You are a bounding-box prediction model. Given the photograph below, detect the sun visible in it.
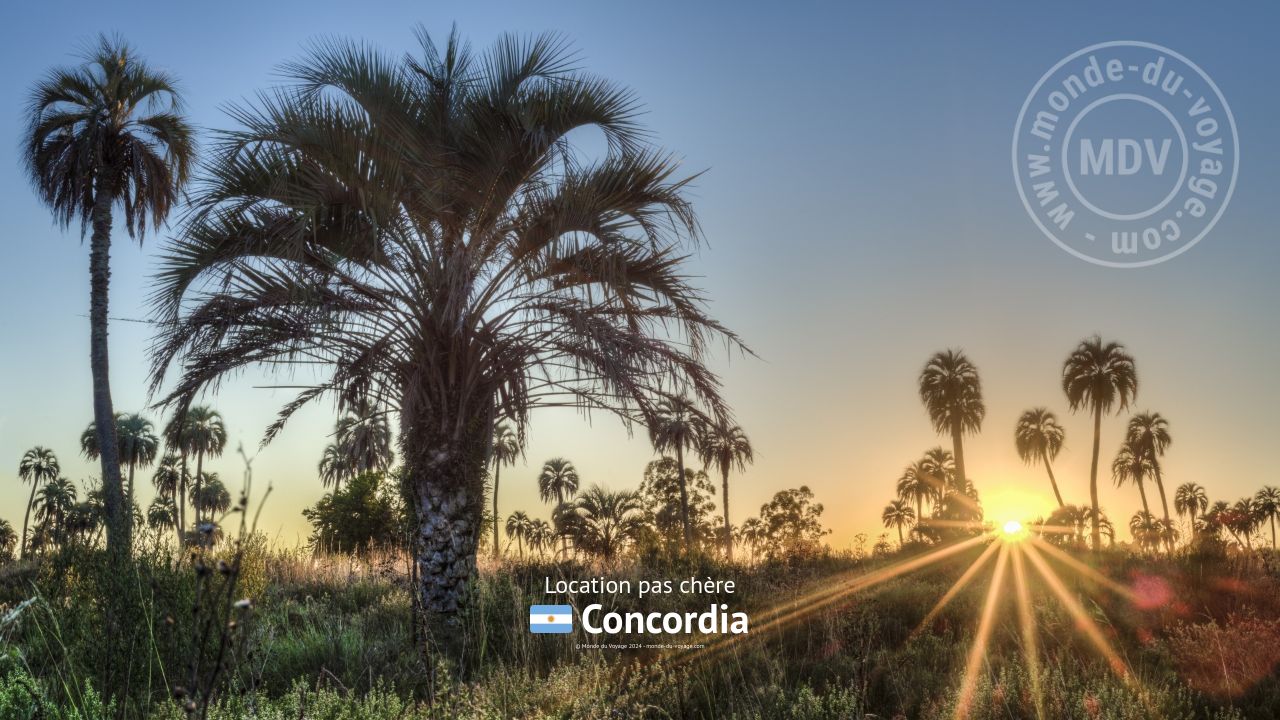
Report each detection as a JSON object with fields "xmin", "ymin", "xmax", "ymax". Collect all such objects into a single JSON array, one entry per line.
[{"xmin": 1000, "ymin": 519, "xmax": 1027, "ymax": 540}]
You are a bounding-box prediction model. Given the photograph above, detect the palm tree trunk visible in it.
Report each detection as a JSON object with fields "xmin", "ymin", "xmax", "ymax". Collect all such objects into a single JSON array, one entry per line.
[
  {"xmin": 950, "ymin": 420, "xmax": 967, "ymax": 491},
  {"xmin": 1136, "ymin": 479, "xmax": 1150, "ymax": 516},
  {"xmin": 676, "ymin": 445, "xmax": 692, "ymax": 552},
  {"xmin": 194, "ymin": 452, "xmax": 204, "ymax": 526},
  {"xmin": 20, "ymin": 483, "xmax": 37, "ymax": 560},
  {"xmin": 127, "ymin": 463, "xmax": 136, "ymax": 510},
  {"xmin": 1271, "ymin": 515, "xmax": 1276, "ymax": 549},
  {"xmin": 897, "ymin": 524, "xmax": 904, "ymax": 546},
  {"xmin": 88, "ymin": 183, "xmax": 129, "ymax": 559},
  {"xmin": 1088, "ymin": 406, "xmax": 1102, "ymax": 551},
  {"xmin": 1043, "ymin": 457, "xmax": 1064, "ymax": 507},
  {"xmin": 492, "ymin": 462, "xmax": 501, "ymax": 561},
  {"xmin": 721, "ymin": 465, "xmax": 732, "ymax": 561},
  {"xmin": 401, "ymin": 416, "xmax": 488, "ymax": 663},
  {"xmin": 177, "ymin": 449, "xmax": 189, "ymax": 544}
]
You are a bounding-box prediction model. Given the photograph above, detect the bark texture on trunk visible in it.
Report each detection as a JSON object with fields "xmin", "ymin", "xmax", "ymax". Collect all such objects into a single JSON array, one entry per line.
[
  {"xmin": 89, "ymin": 184, "xmax": 129, "ymax": 558},
  {"xmin": 950, "ymin": 421, "xmax": 967, "ymax": 492},
  {"xmin": 402, "ymin": 410, "xmax": 490, "ymax": 666},
  {"xmin": 1044, "ymin": 458, "xmax": 1064, "ymax": 507},
  {"xmin": 491, "ymin": 463, "xmax": 501, "ymax": 561}
]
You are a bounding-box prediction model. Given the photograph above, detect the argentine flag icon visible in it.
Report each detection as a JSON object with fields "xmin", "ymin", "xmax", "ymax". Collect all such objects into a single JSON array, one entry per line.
[{"xmin": 530, "ymin": 604, "xmax": 573, "ymax": 633}]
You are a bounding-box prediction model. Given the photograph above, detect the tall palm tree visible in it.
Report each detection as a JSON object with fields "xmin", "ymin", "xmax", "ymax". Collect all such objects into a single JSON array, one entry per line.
[
  {"xmin": 1255, "ymin": 486, "xmax": 1280, "ymax": 549},
  {"xmin": 698, "ymin": 420, "xmax": 753, "ymax": 561},
  {"xmin": 527, "ymin": 519, "xmax": 554, "ymax": 559},
  {"xmin": 1062, "ymin": 337, "xmax": 1138, "ymax": 550},
  {"xmin": 1175, "ymin": 482, "xmax": 1209, "ymax": 536},
  {"xmin": 490, "ymin": 422, "xmax": 521, "ymax": 560},
  {"xmin": 650, "ymin": 396, "xmax": 706, "ymax": 551},
  {"xmin": 147, "ymin": 497, "xmax": 177, "ymax": 534},
  {"xmin": 146, "ymin": 31, "xmax": 739, "ymax": 638},
  {"xmin": 192, "ymin": 473, "xmax": 231, "ymax": 519},
  {"xmin": 570, "ymin": 485, "xmax": 646, "ymax": 563},
  {"xmin": 1126, "ymin": 412, "xmax": 1172, "ymax": 547},
  {"xmin": 505, "ymin": 510, "xmax": 532, "ymax": 560},
  {"xmin": 81, "ymin": 413, "xmax": 160, "ymax": 514},
  {"xmin": 162, "ymin": 412, "xmax": 193, "ymax": 539},
  {"xmin": 182, "ymin": 407, "xmax": 226, "ymax": 525},
  {"xmin": 882, "ymin": 499, "xmax": 916, "ymax": 547},
  {"xmin": 17, "ymin": 447, "xmax": 59, "ymax": 559},
  {"xmin": 1014, "ymin": 408, "xmax": 1067, "ymax": 507},
  {"xmin": 920, "ymin": 447, "xmax": 955, "ymax": 514},
  {"xmin": 1112, "ymin": 440, "xmax": 1153, "ymax": 517},
  {"xmin": 24, "ymin": 36, "xmax": 193, "ymax": 557},
  {"xmin": 1228, "ymin": 498, "xmax": 1259, "ymax": 551},
  {"xmin": 918, "ymin": 350, "xmax": 984, "ymax": 497},
  {"xmin": 538, "ymin": 458, "xmax": 580, "ymax": 557}
]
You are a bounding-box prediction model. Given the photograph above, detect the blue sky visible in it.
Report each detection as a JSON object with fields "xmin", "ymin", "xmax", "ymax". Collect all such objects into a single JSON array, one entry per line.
[{"xmin": 3, "ymin": 1, "xmax": 1279, "ymax": 547}]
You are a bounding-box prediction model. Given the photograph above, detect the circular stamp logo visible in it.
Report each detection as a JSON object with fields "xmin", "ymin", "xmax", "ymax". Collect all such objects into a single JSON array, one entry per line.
[{"xmin": 1012, "ymin": 41, "xmax": 1238, "ymax": 268}]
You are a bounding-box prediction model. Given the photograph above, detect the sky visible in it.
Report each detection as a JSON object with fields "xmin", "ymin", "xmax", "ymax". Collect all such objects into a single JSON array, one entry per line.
[{"xmin": 2, "ymin": 0, "xmax": 1279, "ymax": 550}]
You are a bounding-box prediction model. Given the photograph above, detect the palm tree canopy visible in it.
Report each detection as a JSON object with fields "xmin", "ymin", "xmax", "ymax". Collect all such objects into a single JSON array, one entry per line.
[
  {"xmin": 1126, "ymin": 412, "xmax": 1171, "ymax": 461},
  {"xmin": 570, "ymin": 484, "xmax": 645, "ymax": 558},
  {"xmin": 81, "ymin": 413, "xmax": 160, "ymax": 468},
  {"xmin": 881, "ymin": 499, "xmax": 916, "ymax": 528},
  {"xmin": 505, "ymin": 510, "xmax": 531, "ymax": 538},
  {"xmin": 318, "ymin": 442, "xmax": 356, "ymax": 489},
  {"xmin": 18, "ymin": 447, "xmax": 60, "ymax": 485},
  {"xmin": 1111, "ymin": 440, "xmax": 1152, "ymax": 488},
  {"xmin": 1062, "ymin": 337, "xmax": 1137, "ymax": 415},
  {"xmin": 1014, "ymin": 408, "xmax": 1065, "ymax": 464},
  {"xmin": 335, "ymin": 400, "xmax": 395, "ymax": 472},
  {"xmin": 192, "ymin": 473, "xmax": 232, "ymax": 515},
  {"xmin": 1175, "ymin": 482, "xmax": 1208, "ymax": 518},
  {"xmin": 146, "ymin": 29, "xmax": 741, "ymax": 449},
  {"xmin": 650, "ymin": 396, "xmax": 707, "ymax": 456},
  {"xmin": 152, "ymin": 453, "xmax": 184, "ymax": 499},
  {"xmin": 918, "ymin": 350, "xmax": 985, "ymax": 435},
  {"xmin": 697, "ymin": 420, "xmax": 753, "ymax": 476},
  {"xmin": 492, "ymin": 422, "xmax": 522, "ymax": 467},
  {"xmin": 537, "ymin": 457, "xmax": 580, "ymax": 504},
  {"xmin": 23, "ymin": 34, "xmax": 193, "ymax": 239},
  {"xmin": 183, "ymin": 407, "xmax": 227, "ymax": 458}
]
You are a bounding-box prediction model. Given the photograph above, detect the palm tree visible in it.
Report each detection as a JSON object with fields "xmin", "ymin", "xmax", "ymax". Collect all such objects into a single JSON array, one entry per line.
[
  {"xmin": 182, "ymin": 407, "xmax": 227, "ymax": 525},
  {"xmin": 918, "ymin": 350, "xmax": 984, "ymax": 501},
  {"xmin": 336, "ymin": 400, "xmax": 394, "ymax": 474},
  {"xmin": 1014, "ymin": 408, "xmax": 1067, "ymax": 507},
  {"xmin": 1062, "ymin": 337, "xmax": 1138, "ymax": 550},
  {"xmin": 920, "ymin": 447, "xmax": 955, "ymax": 512},
  {"xmin": 538, "ymin": 458, "xmax": 580, "ymax": 557},
  {"xmin": 896, "ymin": 460, "xmax": 933, "ymax": 523},
  {"xmin": 1255, "ymin": 487, "xmax": 1280, "ymax": 549},
  {"xmin": 1228, "ymin": 498, "xmax": 1259, "ymax": 551},
  {"xmin": 1129, "ymin": 511, "xmax": 1159, "ymax": 552},
  {"xmin": 81, "ymin": 413, "xmax": 160, "ymax": 514},
  {"xmin": 1175, "ymin": 482, "xmax": 1209, "ymax": 536},
  {"xmin": 146, "ymin": 31, "xmax": 739, "ymax": 638},
  {"xmin": 35, "ymin": 478, "xmax": 77, "ymax": 550},
  {"xmin": 650, "ymin": 396, "xmax": 707, "ymax": 551},
  {"xmin": 570, "ymin": 485, "xmax": 646, "ymax": 562},
  {"xmin": 738, "ymin": 517, "xmax": 767, "ymax": 563},
  {"xmin": 24, "ymin": 36, "xmax": 193, "ymax": 558},
  {"xmin": 318, "ymin": 442, "xmax": 356, "ymax": 492},
  {"xmin": 1205, "ymin": 500, "xmax": 1232, "ymax": 543},
  {"xmin": 882, "ymin": 499, "xmax": 916, "ymax": 547},
  {"xmin": 527, "ymin": 519, "xmax": 554, "ymax": 559},
  {"xmin": 490, "ymin": 422, "xmax": 521, "ymax": 561},
  {"xmin": 1112, "ymin": 440, "xmax": 1153, "ymax": 517},
  {"xmin": 1126, "ymin": 412, "xmax": 1172, "ymax": 548},
  {"xmin": 147, "ymin": 497, "xmax": 177, "ymax": 533},
  {"xmin": 698, "ymin": 420, "xmax": 753, "ymax": 561},
  {"xmin": 17, "ymin": 447, "xmax": 59, "ymax": 559},
  {"xmin": 0, "ymin": 519, "xmax": 16, "ymax": 561},
  {"xmin": 192, "ymin": 473, "xmax": 231, "ymax": 519},
  {"xmin": 162, "ymin": 412, "xmax": 194, "ymax": 539},
  {"xmin": 505, "ymin": 510, "xmax": 532, "ymax": 560}
]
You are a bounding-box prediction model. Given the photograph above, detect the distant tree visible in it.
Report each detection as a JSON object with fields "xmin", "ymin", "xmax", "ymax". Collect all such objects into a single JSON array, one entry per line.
[
  {"xmin": 737, "ymin": 517, "xmax": 767, "ymax": 563},
  {"xmin": 1175, "ymin": 483, "xmax": 1209, "ymax": 536},
  {"xmin": 490, "ymin": 422, "xmax": 521, "ymax": 560},
  {"xmin": 650, "ymin": 396, "xmax": 706, "ymax": 551},
  {"xmin": 81, "ymin": 412, "xmax": 159, "ymax": 516},
  {"xmin": 1127, "ymin": 412, "xmax": 1173, "ymax": 549},
  {"xmin": 17, "ymin": 447, "xmax": 59, "ymax": 559},
  {"xmin": 1062, "ymin": 337, "xmax": 1137, "ymax": 550},
  {"xmin": 1015, "ymin": 408, "xmax": 1067, "ymax": 507},
  {"xmin": 147, "ymin": 497, "xmax": 177, "ymax": 534},
  {"xmin": 537, "ymin": 458, "xmax": 580, "ymax": 557},
  {"xmin": 0, "ymin": 520, "xmax": 16, "ymax": 561},
  {"xmin": 505, "ymin": 511, "xmax": 532, "ymax": 560},
  {"xmin": 336, "ymin": 400, "xmax": 394, "ymax": 473},
  {"xmin": 178, "ymin": 407, "xmax": 227, "ymax": 525},
  {"xmin": 35, "ymin": 477, "xmax": 77, "ymax": 550},
  {"xmin": 318, "ymin": 442, "xmax": 356, "ymax": 492},
  {"xmin": 192, "ymin": 472, "xmax": 231, "ymax": 520},
  {"xmin": 527, "ymin": 519, "xmax": 554, "ymax": 559},
  {"xmin": 638, "ymin": 457, "xmax": 717, "ymax": 555},
  {"xmin": 303, "ymin": 471, "xmax": 403, "ymax": 553},
  {"xmin": 881, "ymin": 499, "xmax": 915, "ymax": 547},
  {"xmin": 919, "ymin": 350, "xmax": 984, "ymax": 497},
  {"xmin": 570, "ymin": 485, "xmax": 645, "ymax": 562},
  {"xmin": 1129, "ymin": 511, "xmax": 1159, "ymax": 552},
  {"xmin": 758, "ymin": 486, "xmax": 829, "ymax": 558},
  {"xmin": 896, "ymin": 460, "xmax": 936, "ymax": 525},
  {"xmin": 24, "ymin": 35, "xmax": 194, "ymax": 558},
  {"xmin": 1112, "ymin": 440, "xmax": 1153, "ymax": 518},
  {"xmin": 1228, "ymin": 498, "xmax": 1260, "ymax": 551},
  {"xmin": 698, "ymin": 419, "xmax": 753, "ymax": 561},
  {"xmin": 1255, "ymin": 487, "xmax": 1280, "ymax": 549}
]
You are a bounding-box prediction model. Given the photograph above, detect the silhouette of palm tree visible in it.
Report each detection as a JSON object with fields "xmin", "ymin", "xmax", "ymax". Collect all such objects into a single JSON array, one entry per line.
[
  {"xmin": 1015, "ymin": 408, "xmax": 1067, "ymax": 507},
  {"xmin": 919, "ymin": 350, "xmax": 984, "ymax": 496}
]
